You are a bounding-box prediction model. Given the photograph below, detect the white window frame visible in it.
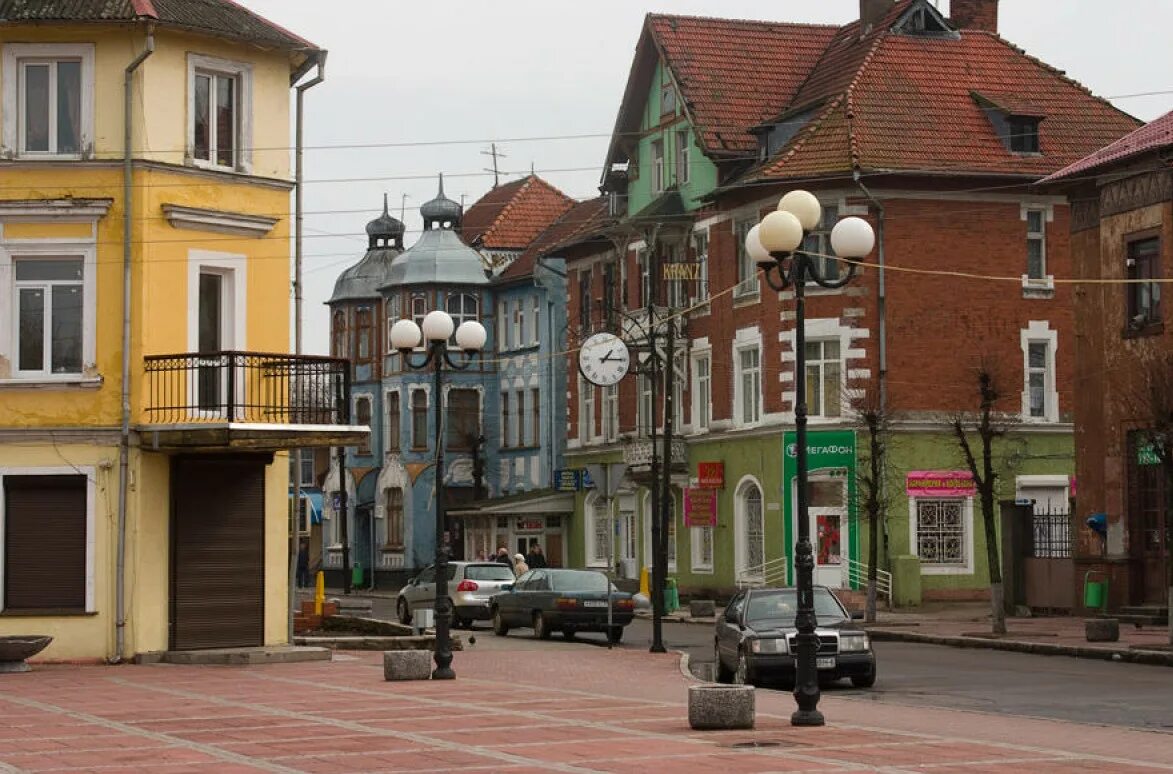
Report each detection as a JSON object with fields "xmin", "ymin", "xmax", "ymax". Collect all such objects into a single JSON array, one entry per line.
[
  {"xmin": 805, "ymin": 338, "xmax": 844, "ymax": 420},
  {"xmin": 691, "ymin": 228, "xmax": 710, "ymax": 307},
  {"xmin": 691, "ymin": 345, "xmax": 712, "ymax": 433},
  {"xmin": 511, "ymin": 300, "xmax": 522, "ymax": 349},
  {"xmin": 584, "ymin": 492, "xmax": 611, "ymax": 568},
  {"xmin": 675, "ymin": 128, "xmax": 690, "ymax": 186},
  {"xmin": 733, "ymin": 218, "xmax": 759, "ymax": 299},
  {"xmin": 734, "ymin": 476, "xmax": 765, "ymax": 582},
  {"xmin": 691, "ymin": 524, "xmax": 714, "ymax": 573},
  {"xmin": 909, "ymin": 496, "xmax": 975, "ymax": 575},
  {"xmin": 578, "ymin": 376, "xmax": 595, "ymax": 444},
  {"xmin": 2, "ymin": 43, "xmax": 95, "ymax": 159},
  {"xmin": 512, "ymin": 390, "xmax": 523, "ymax": 448},
  {"xmin": 1021, "ymin": 204, "xmax": 1055, "ymax": 293},
  {"xmin": 638, "ymin": 374, "xmax": 654, "ymax": 437},
  {"xmin": 603, "ymin": 384, "xmax": 619, "ymax": 443},
  {"xmin": 531, "ymin": 295, "xmax": 541, "ymax": 346},
  {"xmin": 652, "ymin": 139, "xmax": 665, "ymax": 193},
  {"xmin": 0, "ymin": 466, "xmax": 97, "ymax": 613},
  {"xmin": 186, "ymin": 53, "xmax": 253, "ymax": 173},
  {"xmin": 733, "ymin": 328, "xmax": 763, "ymax": 428},
  {"xmin": 384, "ymin": 387, "xmax": 401, "ymax": 454},
  {"xmin": 1020, "ymin": 321, "xmax": 1058, "ymax": 423}
]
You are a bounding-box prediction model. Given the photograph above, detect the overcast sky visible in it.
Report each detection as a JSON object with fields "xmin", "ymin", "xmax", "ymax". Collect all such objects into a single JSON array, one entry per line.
[{"xmin": 241, "ymin": 0, "xmax": 1173, "ymax": 354}]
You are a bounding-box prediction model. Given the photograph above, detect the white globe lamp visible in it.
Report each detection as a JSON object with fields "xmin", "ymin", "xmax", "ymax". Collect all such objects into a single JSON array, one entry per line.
[
  {"xmin": 454, "ymin": 320, "xmax": 487, "ymax": 352},
  {"xmin": 830, "ymin": 216, "xmax": 876, "ymax": 258},
  {"xmin": 389, "ymin": 319, "xmax": 422, "ymax": 351},
  {"xmin": 778, "ymin": 190, "xmax": 822, "ymax": 231},
  {"xmin": 421, "ymin": 310, "xmax": 455, "ymax": 342},
  {"xmin": 745, "ymin": 223, "xmax": 771, "ymax": 264},
  {"xmin": 758, "ymin": 210, "xmax": 804, "ymax": 253}
]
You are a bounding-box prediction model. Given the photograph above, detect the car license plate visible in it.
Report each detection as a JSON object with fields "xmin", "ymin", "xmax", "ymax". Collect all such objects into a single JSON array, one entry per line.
[
  {"xmin": 816, "ymin": 657, "xmax": 835, "ymax": 670},
  {"xmin": 583, "ymin": 600, "xmax": 607, "ymax": 607}
]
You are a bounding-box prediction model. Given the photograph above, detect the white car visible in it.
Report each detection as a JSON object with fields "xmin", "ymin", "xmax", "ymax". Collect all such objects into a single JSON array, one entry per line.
[{"xmin": 396, "ymin": 561, "xmax": 517, "ymax": 628}]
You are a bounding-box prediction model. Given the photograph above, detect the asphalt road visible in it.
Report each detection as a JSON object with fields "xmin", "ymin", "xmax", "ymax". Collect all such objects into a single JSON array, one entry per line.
[{"xmin": 318, "ymin": 593, "xmax": 1173, "ymax": 732}]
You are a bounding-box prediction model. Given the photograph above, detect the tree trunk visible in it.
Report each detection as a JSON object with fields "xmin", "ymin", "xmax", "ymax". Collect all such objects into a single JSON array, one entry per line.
[
  {"xmin": 981, "ymin": 488, "xmax": 1006, "ymax": 635},
  {"xmin": 865, "ymin": 425, "xmax": 882, "ymax": 623}
]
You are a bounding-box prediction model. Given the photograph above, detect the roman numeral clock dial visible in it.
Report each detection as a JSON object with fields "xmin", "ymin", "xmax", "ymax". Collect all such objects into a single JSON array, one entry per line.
[{"xmin": 577, "ymin": 332, "xmax": 630, "ymax": 387}]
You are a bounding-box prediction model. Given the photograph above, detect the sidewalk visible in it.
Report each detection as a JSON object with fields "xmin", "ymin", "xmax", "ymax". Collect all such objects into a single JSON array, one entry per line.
[{"xmin": 1, "ymin": 646, "xmax": 1171, "ymax": 772}]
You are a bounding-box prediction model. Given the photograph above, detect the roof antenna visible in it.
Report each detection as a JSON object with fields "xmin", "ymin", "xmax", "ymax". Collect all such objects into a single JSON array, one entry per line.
[
  {"xmin": 400, "ymin": 193, "xmax": 409, "ymax": 221},
  {"xmin": 481, "ymin": 143, "xmax": 507, "ymax": 187}
]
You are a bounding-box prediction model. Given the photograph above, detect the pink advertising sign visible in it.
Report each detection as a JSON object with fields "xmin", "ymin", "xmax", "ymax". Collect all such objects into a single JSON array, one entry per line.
[
  {"xmin": 905, "ymin": 470, "xmax": 975, "ymax": 497},
  {"xmin": 684, "ymin": 488, "xmax": 717, "ymax": 527}
]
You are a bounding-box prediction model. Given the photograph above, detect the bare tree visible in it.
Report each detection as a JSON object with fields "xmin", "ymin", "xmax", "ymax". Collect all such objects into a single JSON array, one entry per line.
[
  {"xmin": 851, "ymin": 385, "xmax": 890, "ymax": 623},
  {"xmin": 1121, "ymin": 350, "xmax": 1173, "ymax": 645},
  {"xmin": 951, "ymin": 366, "xmax": 1009, "ymax": 636}
]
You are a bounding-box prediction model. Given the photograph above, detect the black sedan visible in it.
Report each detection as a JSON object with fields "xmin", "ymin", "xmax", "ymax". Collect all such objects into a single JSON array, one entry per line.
[
  {"xmin": 489, "ymin": 568, "xmax": 634, "ymax": 643},
  {"xmin": 714, "ymin": 586, "xmax": 876, "ymax": 688}
]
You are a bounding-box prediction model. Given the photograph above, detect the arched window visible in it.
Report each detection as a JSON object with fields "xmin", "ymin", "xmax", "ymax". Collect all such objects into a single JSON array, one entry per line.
[
  {"xmin": 735, "ymin": 479, "xmax": 765, "ymax": 582},
  {"xmin": 356, "ymin": 306, "xmax": 373, "ymax": 363}
]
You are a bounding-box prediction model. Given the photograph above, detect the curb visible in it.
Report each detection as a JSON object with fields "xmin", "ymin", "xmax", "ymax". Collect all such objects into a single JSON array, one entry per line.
[{"xmin": 866, "ymin": 628, "xmax": 1173, "ymax": 667}]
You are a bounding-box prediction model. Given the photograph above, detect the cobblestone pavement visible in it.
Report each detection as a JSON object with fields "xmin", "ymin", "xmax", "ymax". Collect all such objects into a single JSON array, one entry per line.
[{"xmin": 1, "ymin": 647, "xmax": 1171, "ymax": 773}]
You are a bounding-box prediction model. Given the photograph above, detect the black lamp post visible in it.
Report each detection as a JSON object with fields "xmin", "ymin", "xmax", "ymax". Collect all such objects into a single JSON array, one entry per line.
[
  {"xmin": 748, "ymin": 190, "xmax": 875, "ymax": 726},
  {"xmin": 390, "ymin": 310, "xmax": 487, "ymax": 680}
]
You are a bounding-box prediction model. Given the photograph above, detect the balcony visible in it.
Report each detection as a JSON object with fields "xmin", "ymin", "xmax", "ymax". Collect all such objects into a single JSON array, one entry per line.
[
  {"xmin": 140, "ymin": 351, "xmax": 368, "ymax": 451},
  {"xmin": 623, "ymin": 437, "xmax": 687, "ymax": 481}
]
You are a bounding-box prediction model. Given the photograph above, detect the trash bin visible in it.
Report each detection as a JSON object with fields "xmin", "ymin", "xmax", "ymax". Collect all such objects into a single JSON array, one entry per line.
[
  {"xmin": 352, "ymin": 562, "xmax": 364, "ymax": 589},
  {"xmin": 665, "ymin": 577, "xmax": 679, "ymax": 613},
  {"xmin": 1083, "ymin": 570, "xmax": 1107, "ymax": 610}
]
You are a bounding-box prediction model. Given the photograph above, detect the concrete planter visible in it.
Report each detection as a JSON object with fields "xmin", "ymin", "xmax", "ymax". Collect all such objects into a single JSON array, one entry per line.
[
  {"xmin": 0, "ymin": 636, "xmax": 52, "ymax": 673},
  {"xmin": 1085, "ymin": 618, "xmax": 1119, "ymax": 643},
  {"xmin": 687, "ymin": 684, "xmax": 755, "ymax": 730},
  {"xmin": 383, "ymin": 649, "xmax": 432, "ymax": 681}
]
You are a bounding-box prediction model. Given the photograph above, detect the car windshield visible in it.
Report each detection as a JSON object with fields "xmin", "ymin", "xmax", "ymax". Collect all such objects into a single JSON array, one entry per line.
[
  {"xmin": 549, "ymin": 570, "xmax": 609, "ymax": 592},
  {"xmin": 744, "ymin": 589, "xmax": 846, "ymax": 627},
  {"xmin": 464, "ymin": 564, "xmax": 516, "ymax": 582}
]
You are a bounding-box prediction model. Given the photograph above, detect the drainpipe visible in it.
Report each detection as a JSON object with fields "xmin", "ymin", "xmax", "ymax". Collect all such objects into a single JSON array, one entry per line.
[
  {"xmin": 853, "ymin": 173, "xmax": 889, "ymax": 580},
  {"xmin": 290, "ymin": 52, "xmax": 327, "ymax": 641},
  {"xmin": 113, "ymin": 23, "xmax": 155, "ymax": 665}
]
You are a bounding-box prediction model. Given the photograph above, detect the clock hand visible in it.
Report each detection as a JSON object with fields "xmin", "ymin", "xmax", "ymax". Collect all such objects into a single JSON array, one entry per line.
[{"xmin": 599, "ymin": 349, "xmax": 618, "ymax": 362}]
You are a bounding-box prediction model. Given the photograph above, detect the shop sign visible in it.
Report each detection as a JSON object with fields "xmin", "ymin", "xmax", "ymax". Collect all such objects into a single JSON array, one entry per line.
[
  {"xmin": 517, "ymin": 518, "xmax": 545, "ymax": 531},
  {"xmin": 684, "ymin": 488, "xmax": 717, "ymax": 527},
  {"xmin": 905, "ymin": 470, "xmax": 975, "ymax": 497},
  {"xmin": 697, "ymin": 461, "xmax": 724, "ymax": 488},
  {"xmin": 554, "ymin": 469, "xmax": 584, "ymax": 491},
  {"xmin": 1137, "ymin": 443, "xmax": 1161, "ymax": 466}
]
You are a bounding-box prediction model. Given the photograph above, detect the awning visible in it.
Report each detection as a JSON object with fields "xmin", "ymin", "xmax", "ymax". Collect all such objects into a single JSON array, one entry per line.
[{"xmin": 290, "ymin": 487, "xmax": 324, "ymax": 525}]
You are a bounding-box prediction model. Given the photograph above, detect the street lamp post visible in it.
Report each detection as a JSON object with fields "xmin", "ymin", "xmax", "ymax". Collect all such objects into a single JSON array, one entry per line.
[
  {"xmin": 747, "ymin": 190, "xmax": 875, "ymax": 726},
  {"xmin": 390, "ymin": 310, "xmax": 488, "ymax": 680}
]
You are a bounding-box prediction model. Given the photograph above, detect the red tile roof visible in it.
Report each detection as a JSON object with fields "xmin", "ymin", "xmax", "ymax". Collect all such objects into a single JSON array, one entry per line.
[
  {"xmin": 502, "ymin": 198, "xmax": 611, "ymax": 281},
  {"xmin": 1042, "ymin": 109, "xmax": 1173, "ymax": 183},
  {"xmin": 461, "ymin": 175, "xmax": 575, "ymax": 252}
]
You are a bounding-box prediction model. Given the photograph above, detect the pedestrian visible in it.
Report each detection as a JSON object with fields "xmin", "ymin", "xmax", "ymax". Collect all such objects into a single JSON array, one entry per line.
[
  {"xmin": 296, "ymin": 539, "xmax": 310, "ymax": 589},
  {"xmin": 525, "ymin": 541, "xmax": 548, "ymax": 569},
  {"xmin": 494, "ymin": 546, "xmax": 512, "ymax": 565},
  {"xmin": 512, "ymin": 553, "xmax": 529, "ymax": 577}
]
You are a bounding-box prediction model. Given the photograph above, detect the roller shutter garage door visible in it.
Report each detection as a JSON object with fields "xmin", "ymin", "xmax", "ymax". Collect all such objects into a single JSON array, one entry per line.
[{"xmin": 171, "ymin": 458, "xmax": 265, "ymax": 650}]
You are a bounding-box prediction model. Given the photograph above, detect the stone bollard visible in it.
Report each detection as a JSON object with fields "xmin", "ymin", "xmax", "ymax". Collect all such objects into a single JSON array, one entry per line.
[
  {"xmin": 1085, "ymin": 618, "xmax": 1119, "ymax": 643},
  {"xmin": 688, "ymin": 684, "xmax": 755, "ymax": 730},
  {"xmin": 689, "ymin": 600, "xmax": 716, "ymax": 618},
  {"xmin": 383, "ymin": 649, "xmax": 432, "ymax": 681}
]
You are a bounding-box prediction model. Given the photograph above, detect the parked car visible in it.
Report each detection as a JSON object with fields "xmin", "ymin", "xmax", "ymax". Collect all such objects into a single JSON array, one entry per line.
[
  {"xmin": 714, "ymin": 586, "xmax": 876, "ymax": 688},
  {"xmin": 396, "ymin": 562, "xmax": 517, "ymax": 628},
  {"xmin": 489, "ymin": 568, "xmax": 634, "ymax": 643}
]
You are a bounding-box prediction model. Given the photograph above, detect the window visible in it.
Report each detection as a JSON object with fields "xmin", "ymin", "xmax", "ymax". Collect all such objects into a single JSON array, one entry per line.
[
  {"xmin": 3, "ymin": 44, "xmax": 93, "ymax": 158},
  {"xmin": 638, "ymin": 375, "xmax": 654, "ymax": 437},
  {"xmin": 802, "ymin": 205, "xmax": 841, "ymax": 282},
  {"xmin": 12, "ymin": 257, "xmax": 84, "ymax": 376},
  {"xmin": 673, "ymin": 356, "xmax": 686, "ymax": 429},
  {"xmin": 692, "ymin": 353, "xmax": 711, "ymax": 431},
  {"xmin": 637, "ymin": 249, "xmax": 652, "ymax": 307},
  {"xmin": 532, "ymin": 296, "xmax": 541, "ymax": 345},
  {"xmin": 585, "ymin": 493, "xmax": 611, "ymax": 568},
  {"xmin": 502, "ymin": 390, "xmax": 512, "ymax": 448},
  {"xmin": 675, "ymin": 129, "xmax": 690, "ymax": 185},
  {"xmin": 447, "ymin": 389, "xmax": 479, "ymax": 451},
  {"xmin": 188, "ymin": 55, "xmax": 251, "ymax": 170},
  {"xmin": 692, "ymin": 230, "xmax": 709, "ymax": 305},
  {"xmin": 691, "ymin": 523, "xmax": 714, "ymax": 572},
  {"xmin": 603, "ymin": 385, "xmax": 619, "ymax": 442},
  {"xmin": 660, "ymin": 80, "xmax": 676, "ymax": 116},
  {"xmin": 411, "ymin": 294, "xmax": 427, "ymax": 330},
  {"xmin": 1026, "ymin": 209, "xmax": 1046, "ymax": 280},
  {"xmin": 736, "ymin": 346, "xmax": 762, "ymax": 425},
  {"xmin": 530, "ymin": 387, "xmax": 540, "ymax": 447},
  {"xmin": 384, "ymin": 488, "xmax": 404, "ymax": 549},
  {"xmin": 411, "ymin": 389, "xmax": 428, "ymax": 449},
  {"xmin": 354, "ymin": 396, "xmax": 372, "ymax": 455},
  {"xmin": 736, "ymin": 480, "xmax": 765, "ymax": 581},
  {"xmin": 386, "ymin": 391, "xmax": 401, "ymax": 452},
  {"xmin": 385, "ymin": 294, "xmax": 401, "ymax": 353},
  {"xmin": 516, "ymin": 301, "xmax": 526, "ymax": 347},
  {"xmin": 331, "ymin": 310, "xmax": 347, "ymax": 358},
  {"xmin": 664, "ymin": 245, "xmax": 688, "ymax": 309},
  {"xmin": 446, "ymin": 293, "xmax": 478, "ymax": 344},
  {"xmin": 652, "ymin": 139, "xmax": 665, "ymax": 193},
  {"xmin": 1020, "ymin": 322, "xmax": 1058, "ymax": 422},
  {"xmin": 578, "ymin": 270, "xmax": 591, "ymax": 331},
  {"xmin": 581, "ymin": 382, "xmax": 595, "ymax": 441},
  {"xmin": 734, "ymin": 219, "xmax": 759, "ymax": 297},
  {"xmin": 512, "ymin": 391, "xmax": 523, "ymax": 448},
  {"xmin": 1027, "ymin": 342, "xmax": 1048, "ymax": 419},
  {"xmin": 914, "ymin": 498, "xmax": 968, "ymax": 567},
  {"xmin": 355, "ymin": 307, "xmax": 372, "ymax": 362},
  {"xmin": 1008, "ymin": 116, "xmax": 1040, "ymax": 154},
  {"xmin": 805, "ymin": 340, "xmax": 843, "ymax": 419},
  {"xmin": 292, "ymin": 451, "xmax": 315, "ymax": 487},
  {"xmin": 2, "ymin": 473, "xmax": 90, "ymax": 612},
  {"xmin": 1127, "ymin": 237, "xmax": 1161, "ymax": 331}
]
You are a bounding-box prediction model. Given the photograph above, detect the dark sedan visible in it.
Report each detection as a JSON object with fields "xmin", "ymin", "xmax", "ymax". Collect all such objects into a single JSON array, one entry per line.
[
  {"xmin": 715, "ymin": 586, "xmax": 876, "ymax": 688},
  {"xmin": 489, "ymin": 568, "xmax": 634, "ymax": 643}
]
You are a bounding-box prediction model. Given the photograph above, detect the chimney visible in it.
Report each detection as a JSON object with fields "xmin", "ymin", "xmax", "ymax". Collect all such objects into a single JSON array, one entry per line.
[
  {"xmin": 950, "ymin": 0, "xmax": 999, "ymax": 32},
  {"xmin": 859, "ymin": 0, "xmax": 893, "ymax": 35}
]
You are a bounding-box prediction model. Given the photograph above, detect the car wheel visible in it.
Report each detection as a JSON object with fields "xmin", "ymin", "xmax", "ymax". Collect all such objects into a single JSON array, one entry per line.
[
  {"xmin": 453, "ymin": 616, "xmax": 468, "ymax": 630},
  {"xmin": 397, "ymin": 598, "xmax": 411, "ymax": 625},
  {"xmin": 562, "ymin": 628, "xmax": 576, "ymax": 640},
  {"xmin": 533, "ymin": 612, "xmax": 551, "ymax": 640},
  {"xmin": 607, "ymin": 626, "xmax": 623, "ymax": 645},
  {"xmin": 714, "ymin": 641, "xmax": 733, "ymax": 683},
  {"xmin": 851, "ymin": 664, "xmax": 877, "ymax": 689},
  {"xmin": 733, "ymin": 650, "xmax": 754, "ymax": 687},
  {"xmin": 492, "ymin": 608, "xmax": 509, "ymax": 636}
]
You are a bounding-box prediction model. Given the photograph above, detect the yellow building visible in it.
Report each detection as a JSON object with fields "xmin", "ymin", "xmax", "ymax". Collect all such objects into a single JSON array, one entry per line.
[{"xmin": 0, "ymin": 2, "xmax": 360, "ymax": 661}]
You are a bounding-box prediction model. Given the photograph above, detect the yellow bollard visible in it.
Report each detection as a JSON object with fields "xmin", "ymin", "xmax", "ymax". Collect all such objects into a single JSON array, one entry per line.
[
  {"xmin": 639, "ymin": 565, "xmax": 650, "ymax": 597},
  {"xmin": 314, "ymin": 570, "xmax": 325, "ymax": 616}
]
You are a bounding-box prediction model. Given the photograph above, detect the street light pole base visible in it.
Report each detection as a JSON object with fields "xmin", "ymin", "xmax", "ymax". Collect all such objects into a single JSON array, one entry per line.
[
  {"xmin": 431, "ymin": 666, "xmax": 456, "ymax": 680},
  {"xmin": 649, "ymin": 644, "xmax": 667, "ymax": 654},
  {"xmin": 790, "ymin": 709, "xmax": 825, "ymax": 727}
]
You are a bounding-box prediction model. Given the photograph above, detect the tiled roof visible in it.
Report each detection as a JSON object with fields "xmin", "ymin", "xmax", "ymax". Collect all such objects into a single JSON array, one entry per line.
[
  {"xmin": 1042, "ymin": 109, "xmax": 1173, "ymax": 183},
  {"xmin": 502, "ymin": 197, "xmax": 611, "ymax": 281},
  {"xmin": 461, "ymin": 175, "xmax": 575, "ymax": 251},
  {"xmin": 0, "ymin": 0, "xmax": 318, "ymax": 51}
]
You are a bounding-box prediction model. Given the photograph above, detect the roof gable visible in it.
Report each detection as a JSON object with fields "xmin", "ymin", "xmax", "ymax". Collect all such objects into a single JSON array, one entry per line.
[
  {"xmin": 461, "ymin": 175, "xmax": 575, "ymax": 252},
  {"xmin": 503, "ymin": 197, "xmax": 610, "ymax": 281}
]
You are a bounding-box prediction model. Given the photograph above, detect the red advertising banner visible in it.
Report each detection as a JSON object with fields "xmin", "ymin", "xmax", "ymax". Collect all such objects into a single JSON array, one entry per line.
[
  {"xmin": 697, "ymin": 461, "xmax": 724, "ymax": 488},
  {"xmin": 905, "ymin": 470, "xmax": 975, "ymax": 497},
  {"xmin": 684, "ymin": 487, "xmax": 717, "ymax": 527}
]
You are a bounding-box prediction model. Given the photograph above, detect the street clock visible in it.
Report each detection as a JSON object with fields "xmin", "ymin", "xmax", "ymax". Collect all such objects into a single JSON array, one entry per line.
[{"xmin": 577, "ymin": 332, "xmax": 631, "ymax": 387}]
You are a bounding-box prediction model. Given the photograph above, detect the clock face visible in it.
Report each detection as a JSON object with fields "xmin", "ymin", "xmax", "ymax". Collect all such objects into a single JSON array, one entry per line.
[{"xmin": 578, "ymin": 332, "xmax": 631, "ymax": 387}]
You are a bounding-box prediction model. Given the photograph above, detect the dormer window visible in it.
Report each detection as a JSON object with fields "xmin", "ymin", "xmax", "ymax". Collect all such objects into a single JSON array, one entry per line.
[
  {"xmin": 1008, "ymin": 116, "xmax": 1040, "ymax": 154},
  {"xmin": 892, "ymin": 3, "xmax": 958, "ymax": 38},
  {"xmin": 972, "ymin": 92, "xmax": 1045, "ymax": 156},
  {"xmin": 660, "ymin": 79, "xmax": 677, "ymax": 116}
]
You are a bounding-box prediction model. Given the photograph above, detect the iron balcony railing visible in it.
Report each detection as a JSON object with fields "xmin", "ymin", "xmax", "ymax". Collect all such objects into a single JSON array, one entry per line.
[{"xmin": 143, "ymin": 351, "xmax": 350, "ymax": 425}]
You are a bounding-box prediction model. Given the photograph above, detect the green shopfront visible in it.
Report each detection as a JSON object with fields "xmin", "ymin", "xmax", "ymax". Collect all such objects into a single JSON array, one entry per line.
[{"xmin": 781, "ymin": 431, "xmax": 858, "ymax": 587}]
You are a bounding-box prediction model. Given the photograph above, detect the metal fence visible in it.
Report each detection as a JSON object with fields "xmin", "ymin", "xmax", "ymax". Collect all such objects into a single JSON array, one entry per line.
[{"xmin": 1029, "ymin": 507, "xmax": 1073, "ymax": 559}]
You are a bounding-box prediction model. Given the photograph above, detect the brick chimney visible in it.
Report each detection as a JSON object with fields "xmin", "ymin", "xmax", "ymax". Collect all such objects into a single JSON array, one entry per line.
[
  {"xmin": 950, "ymin": 0, "xmax": 999, "ymax": 32},
  {"xmin": 859, "ymin": 0, "xmax": 894, "ymax": 34}
]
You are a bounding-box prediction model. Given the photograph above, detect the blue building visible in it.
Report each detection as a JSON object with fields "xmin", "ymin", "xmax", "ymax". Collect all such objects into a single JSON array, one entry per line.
[{"xmin": 325, "ymin": 177, "xmax": 574, "ymax": 585}]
